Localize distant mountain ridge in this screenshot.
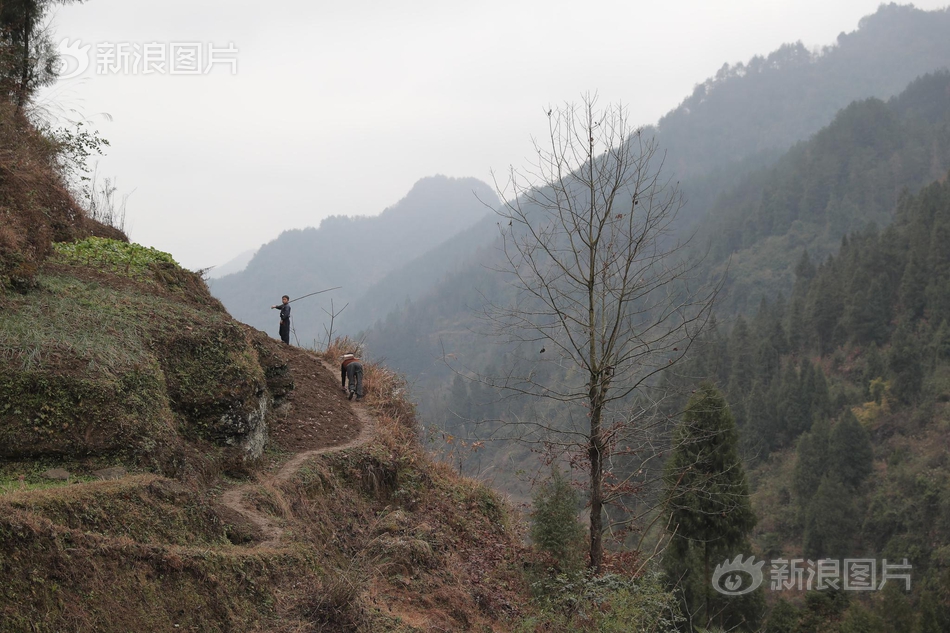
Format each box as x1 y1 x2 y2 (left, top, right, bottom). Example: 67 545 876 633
358 4 950 500
699 70 950 314
207 248 258 279
209 174 498 346
366 4 950 381
656 3 950 183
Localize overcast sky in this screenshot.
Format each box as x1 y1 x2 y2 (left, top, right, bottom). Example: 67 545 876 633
38 0 949 271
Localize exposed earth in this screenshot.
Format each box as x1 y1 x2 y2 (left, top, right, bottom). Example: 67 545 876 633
267 346 364 453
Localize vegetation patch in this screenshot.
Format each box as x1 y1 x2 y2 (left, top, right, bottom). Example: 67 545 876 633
53 237 178 279
0 266 271 466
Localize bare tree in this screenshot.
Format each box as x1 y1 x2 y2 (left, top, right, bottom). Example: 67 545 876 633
478 94 716 572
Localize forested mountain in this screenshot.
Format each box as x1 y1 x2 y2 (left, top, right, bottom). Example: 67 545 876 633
209 175 497 347
700 70 950 313
364 2 950 378
344 211 500 334
206 247 257 279
365 65 950 451
221 4 950 358
652 2 950 231
683 175 950 631
655 3 950 185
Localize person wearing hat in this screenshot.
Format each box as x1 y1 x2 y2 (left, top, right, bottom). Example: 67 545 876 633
341 352 364 401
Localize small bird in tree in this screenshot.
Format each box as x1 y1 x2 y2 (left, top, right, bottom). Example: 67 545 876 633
539 347 546 354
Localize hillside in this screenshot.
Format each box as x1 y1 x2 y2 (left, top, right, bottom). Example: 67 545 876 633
654 1 950 226
697 70 950 314
363 39 950 494
0 105 533 627
0 105 690 631
678 174 950 631
209 175 498 348
0 182 535 631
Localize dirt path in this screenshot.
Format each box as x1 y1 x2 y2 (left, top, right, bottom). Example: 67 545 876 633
220 354 375 549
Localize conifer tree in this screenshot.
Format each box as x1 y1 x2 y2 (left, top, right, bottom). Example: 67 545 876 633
803 475 857 557
888 322 924 403
664 382 757 627
775 363 804 448
862 343 887 400
898 252 928 320
786 296 806 353
848 276 891 344
728 316 755 397
806 262 845 354
793 417 830 503
0 0 83 110
828 410 873 490
530 466 586 572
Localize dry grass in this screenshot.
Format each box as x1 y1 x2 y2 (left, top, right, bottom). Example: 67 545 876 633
0 101 89 291
324 336 418 444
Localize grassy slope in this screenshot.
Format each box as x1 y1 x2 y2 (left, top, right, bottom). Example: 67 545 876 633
0 254 533 632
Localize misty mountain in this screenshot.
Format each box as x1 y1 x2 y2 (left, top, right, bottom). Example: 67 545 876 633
345 212 501 334
206 248 258 279
360 7 950 505
655 2 950 227
700 70 950 313
366 4 950 388
209 175 497 346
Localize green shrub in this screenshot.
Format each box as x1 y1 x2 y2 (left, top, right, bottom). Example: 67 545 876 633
530 466 586 572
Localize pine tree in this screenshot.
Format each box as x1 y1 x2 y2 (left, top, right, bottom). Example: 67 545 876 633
0 1 82 110
728 316 755 397
795 249 817 285
805 262 845 354
664 383 757 628
803 475 858 558
863 343 887 400
793 417 830 503
787 296 806 353
849 276 891 344
775 362 804 449
743 382 775 462
898 252 928 321
828 410 873 490
530 466 586 572
888 322 924 403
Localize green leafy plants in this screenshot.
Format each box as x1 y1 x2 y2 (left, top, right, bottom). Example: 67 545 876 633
53 237 178 279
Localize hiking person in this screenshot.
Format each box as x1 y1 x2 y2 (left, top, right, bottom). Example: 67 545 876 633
341 352 364 401
271 295 291 344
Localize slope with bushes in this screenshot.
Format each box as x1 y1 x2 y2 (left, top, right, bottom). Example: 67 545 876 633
678 176 950 631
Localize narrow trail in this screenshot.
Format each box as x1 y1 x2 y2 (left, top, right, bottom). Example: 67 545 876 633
220 357 375 549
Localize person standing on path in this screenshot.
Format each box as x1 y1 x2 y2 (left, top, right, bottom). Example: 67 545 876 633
271 295 291 344
341 353 364 401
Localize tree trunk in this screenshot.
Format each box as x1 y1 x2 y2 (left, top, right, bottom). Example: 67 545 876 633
588 400 604 573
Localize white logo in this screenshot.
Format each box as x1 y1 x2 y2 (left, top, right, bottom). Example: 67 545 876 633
712 555 765 596
56 39 91 79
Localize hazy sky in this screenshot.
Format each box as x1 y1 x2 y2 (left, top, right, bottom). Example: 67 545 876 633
38 0 949 270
